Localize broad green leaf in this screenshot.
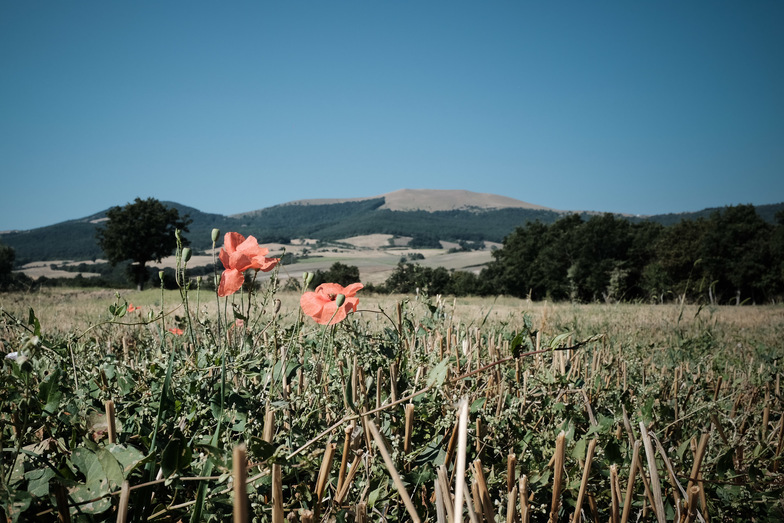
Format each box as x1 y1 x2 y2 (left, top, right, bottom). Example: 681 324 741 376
38 368 62 416
426 357 450 388
571 437 587 460
107 443 146 475
24 467 56 498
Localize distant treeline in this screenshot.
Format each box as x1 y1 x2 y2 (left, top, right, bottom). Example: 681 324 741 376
11 197 783 266
3 202 783 303
373 204 783 304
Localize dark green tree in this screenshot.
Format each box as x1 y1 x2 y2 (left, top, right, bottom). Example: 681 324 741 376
310 262 361 289
482 220 552 298
0 241 15 289
700 205 773 304
771 210 784 298
97 198 191 290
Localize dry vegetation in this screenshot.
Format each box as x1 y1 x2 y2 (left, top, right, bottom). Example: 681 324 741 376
1 285 782 522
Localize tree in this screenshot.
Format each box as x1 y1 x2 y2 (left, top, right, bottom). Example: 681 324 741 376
700 205 773 304
0 241 15 289
97 198 191 290
310 262 361 289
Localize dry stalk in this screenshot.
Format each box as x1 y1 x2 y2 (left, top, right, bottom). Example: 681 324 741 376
620 440 641 523
549 431 566 523
610 464 620 523
473 459 494 521
263 406 275 443
639 422 666 523
437 465 455 523
686 433 710 494
507 485 518 523
519 475 530 523
271 463 283 523
337 425 353 494
507 453 517 493
435 477 447 523
685 485 701 523
453 398 470 521
105 400 117 444
335 451 364 504
366 419 421 523
404 403 415 454
233 444 248 523
314 441 336 510
570 438 597 523
116 481 131 523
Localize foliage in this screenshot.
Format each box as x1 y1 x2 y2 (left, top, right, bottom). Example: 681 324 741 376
96 198 192 290
0 241 14 289
483 206 784 304
309 262 361 289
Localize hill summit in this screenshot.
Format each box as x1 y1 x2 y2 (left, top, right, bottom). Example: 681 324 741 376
236 189 554 216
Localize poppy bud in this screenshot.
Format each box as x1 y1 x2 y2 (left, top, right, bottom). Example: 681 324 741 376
304 272 314 288
335 294 346 307
181 247 192 262
211 228 220 243
159 271 165 282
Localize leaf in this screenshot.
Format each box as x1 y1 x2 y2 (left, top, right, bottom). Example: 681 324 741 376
27 308 42 338
161 433 186 478
344 371 357 414
571 438 587 460
426 357 450 388
24 467 56 498
470 397 486 414
510 333 525 357
3 490 32 523
549 332 573 349
38 368 62 416
95 447 124 488
107 443 146 475
248 438 277 462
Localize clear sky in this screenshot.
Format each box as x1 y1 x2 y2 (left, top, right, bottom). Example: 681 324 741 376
2 1 783 231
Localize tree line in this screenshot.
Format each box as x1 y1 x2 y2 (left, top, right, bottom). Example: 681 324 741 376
368 204 783 304
2 200 781 304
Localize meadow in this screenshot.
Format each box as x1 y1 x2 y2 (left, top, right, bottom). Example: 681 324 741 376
1 281 782 522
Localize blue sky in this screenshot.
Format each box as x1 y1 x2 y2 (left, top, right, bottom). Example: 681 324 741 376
2 1 782 231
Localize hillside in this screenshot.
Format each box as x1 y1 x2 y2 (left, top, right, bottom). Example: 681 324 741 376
1 189 782 266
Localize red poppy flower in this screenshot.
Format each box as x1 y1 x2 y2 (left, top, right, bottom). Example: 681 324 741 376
168 327 184 336
127 303 140 313
300 282 363 325
218 232 280 297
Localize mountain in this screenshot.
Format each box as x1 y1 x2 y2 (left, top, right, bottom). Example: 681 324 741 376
238 189 555 214
2 189 782 265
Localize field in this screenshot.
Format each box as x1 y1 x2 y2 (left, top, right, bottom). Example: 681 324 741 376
13 234 500 285
1 282 783 522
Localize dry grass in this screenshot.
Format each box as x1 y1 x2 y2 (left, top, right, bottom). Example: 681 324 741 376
2 287 781 349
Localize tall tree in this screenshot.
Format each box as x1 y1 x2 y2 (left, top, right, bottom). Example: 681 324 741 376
97 198 191 290
0 241 15 289
700 205 773 304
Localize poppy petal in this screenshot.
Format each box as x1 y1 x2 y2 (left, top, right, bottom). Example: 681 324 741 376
223 232 246 253
314 283 345 296
218 269 245 297
342 283 364 297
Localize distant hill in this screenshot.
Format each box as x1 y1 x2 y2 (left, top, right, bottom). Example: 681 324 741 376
240 189 555 214
1 189 782 266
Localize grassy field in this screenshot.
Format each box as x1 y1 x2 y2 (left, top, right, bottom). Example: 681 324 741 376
1 285 782 522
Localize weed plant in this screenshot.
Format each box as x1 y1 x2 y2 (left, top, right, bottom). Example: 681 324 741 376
1 234 783 522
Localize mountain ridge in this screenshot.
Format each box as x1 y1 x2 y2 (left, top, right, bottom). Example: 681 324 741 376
234 188 556 216
2 189 782 266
